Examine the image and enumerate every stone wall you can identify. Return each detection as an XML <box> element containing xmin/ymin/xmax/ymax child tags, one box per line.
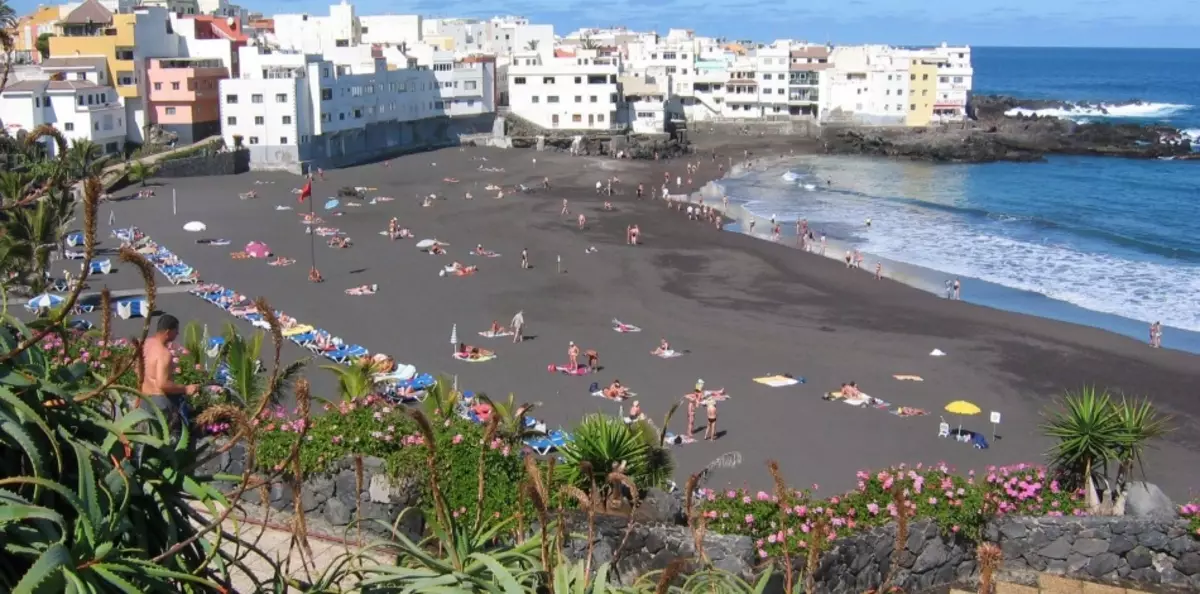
<box><xmin>155</xmin><ymin>149</ymin><xmax>250</xmax><ymax>178</ymax></box>
<box><xmin>692</xmin><ymin>118</ymin><xmax>820</xmax><ymax>138</ymax></box>
<box><xmin>811</xmin><ymin>516</ymin><xmax>1200</xmax><ymax>594</ymax></box>
<box><xmin>198</xmin><ymin>445</ymin><xmax>1197</xmax><ymax>593</ymax></box>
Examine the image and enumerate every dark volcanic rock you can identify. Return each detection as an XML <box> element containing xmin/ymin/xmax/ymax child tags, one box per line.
<box><xmin>820</xmin><ymin>94</ymin><xmax>1194</xmax><ymax>163</ymax></box>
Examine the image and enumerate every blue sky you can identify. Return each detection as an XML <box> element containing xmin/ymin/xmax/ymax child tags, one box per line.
<box><xmin>14</xmin><ymin>0</ymin><xmax>1200</xmax><ymax>48</ymax></box>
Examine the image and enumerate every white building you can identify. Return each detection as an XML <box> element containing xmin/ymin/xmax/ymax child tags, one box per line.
<box><xmin>139</xmin><ymin>0</ymin><xmax>199</xmax><ymax>15</ymax></box>
<box><xmin>484</xmin><ymin>16</ymin><xmax>554</xmax><ymax>57</ymax></box>
<box><xmin>0</xmin><ymin>79</ymin><xmax>127</xmax><ymax>156</ymax></box>
<box><xmin>823</xmin><ymin>43</ymin><xmax>972</xmax><ymax>125</ymax></box>
<box><xmin>421</xmin><ymin>18</ymin><xmax>488</xmax><ymax>54</ymax></box>
<box><xmin>272</xmin><ymin>2</ymin><xmax>422</xmax><ymax>55</ymax></box>
<box><xmin>505</xmin><ymin>48</ymin><xmax>624</xmax><ymax>131</ymax></box>
<box><xmin>219</xmin><ymin>44</ymin><xmax>493</xmax><ymax>172</ymax></box>
<box><xmin>752</xmin><ymin>43</ymin><xmax>790</xmax><ymax>118</ymax></box>
<box><xmin>925</xmin><ymin>44</ymin><xmax>972</xmax><ymax>121</ymax></box>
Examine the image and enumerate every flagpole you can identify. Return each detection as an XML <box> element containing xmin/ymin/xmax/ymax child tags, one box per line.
<box><xmin>309</xmin><ymin>176</ymin><xmax>316</xmax><ymax>276</ymax></box>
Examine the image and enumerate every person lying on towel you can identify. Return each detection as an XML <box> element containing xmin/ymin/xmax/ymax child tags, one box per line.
<box><xmin>652</xmin><ymin>338</ymin><xmax>671</xmax><ymax>356</ymax></box>
<box><xmin>456</xmin><ymin>342</ymin><xmax>492</xmax><ymax>359</ymax></box>
<box><xmin>489</xmin><ymin>320</ymin><xmax>507</xmax><ymax>335</ymax></box>
<box><xmin>604</xmin><ymin>380</ymin><xmax>628</xmax><ymax>400</ymax></box>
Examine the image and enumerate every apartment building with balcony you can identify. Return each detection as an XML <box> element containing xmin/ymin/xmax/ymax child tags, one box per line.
<box><xmin>721</xmin><ymin>55</ymin><xmax>760</xmax><ymax>119</ymax></box>
<box><xmin>787</xmin><ymin>45</ymin><xmax>830</xmax><ymax>117</ymax></box>
<box><xmin>48</xmin><ymin>1</ymin><xmax>185</xmax><ymax>143</ymax></box>
<box><xmin>753</xmin><ymin>43</ymin><xmax>790</xmax><ymax>118</ymax></box>
<box><xmin>273</xmin><ymin>2</ymin><xmax>423</xmax><ymax>54</ymax></box>
<box><xmin>505</xmin><ymin>48</ymin><xmax>624</xmax><ymax>131</ymax></box>
<box><xmin>0</xmin><ymin>79</ymin><xmax>126</xmax><ymax>156</ymax></box>
<box><xmin>10</xmin><ymin>6</ymin><xmax>68</xmax><ymax>65</ymax></box>
<box><xmin>905</xmin><ymin>59</ymin><xmax>938</xmax><ymax>126</ymax></box>
<box><xmin>146</xmin><ymin>57</ymin><xmax>228</xmax><ymax>143</ymax></box>
<box><xmin>220</xmin><ymin>44</ymin><xmax>492</xmax><ymax>173</ymax></box>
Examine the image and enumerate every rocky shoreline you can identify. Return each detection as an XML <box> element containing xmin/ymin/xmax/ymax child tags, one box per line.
<box><xmin>821</xmin><ymin>95</ymin><xmax>1197</xmax><ymax>163</ymax></box>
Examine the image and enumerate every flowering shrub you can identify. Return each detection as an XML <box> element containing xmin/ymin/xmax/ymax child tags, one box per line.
<box><xmin>697</xmin><ymin>462</ymin><xmax>1086</xmax><ymax>560</ymax></box>
<box><xmin>1181</xmin><ymin>501</ymin><xmax>1200</xmax><ymax>537</ymax></box>
<box><xmin>38</xmin><ymin>331</ymin><xmax>213</xmax><ymax>393</ymax></box>
<box><xmin>254</xmin><ymin>396</ymin><xmax>528</xmax><ymax>522</ymax></box>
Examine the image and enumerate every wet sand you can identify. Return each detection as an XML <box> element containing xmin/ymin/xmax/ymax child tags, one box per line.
<box><xmin>91</xmin><ymin>136</ymin><xmax>1200</xmax><ymax>499</ymax></box>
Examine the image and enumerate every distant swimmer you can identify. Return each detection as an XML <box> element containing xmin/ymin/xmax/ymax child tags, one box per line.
<box><xmin>865</xmin><ymin>218</ymin><xmax>872</xmax><ymax>227</ymax></box>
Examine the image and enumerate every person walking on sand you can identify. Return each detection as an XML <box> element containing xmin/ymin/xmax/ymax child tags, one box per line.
<box><xmin>578</xmin><ymin>213</ymin><xmax>586</xmax><ymax>229</ymax></box>
<box><xmin>944</xmin><ymin>280</ymin><xmax>953</xmax><ymax>299</ymax></box>
<box><xmin>820</xmin><ymin>234</ymin><xmax>827</xmax><ymax>255</ymax></box>
<box><xmin>317</xmin><ymin>167</ymin><xmax>325</xmax><ymax>181</ymax></box>
<box><xmin>561</xmin><ymin>198</ymin><xmax>569</xmax><ymax>216</ymax></box>
<box><xmin>845</xmin><ymin>251</ymin><xmax>853</xmax><ymax>268</ymax></box>
<box><xmin>543</xmin><ymin>176</ymin><xmax>551</xmax><ymax>190</ymax></box>
<box><xmin>1150</xmin><ymin>321</ymin><xmax>1162</xmax><ymax>348</ymax></box>
<box><xmin>953</xmin><ymin>279</ymin><xmax>961</xmax><ymax>300</ymax></box>
<box><xmin>637</xmin><ymin>183</ymin><xmax>644</xmax><ymax>199</ymax></box>
<box><xmin>567</xmin><ymin>341</ymin><xmax>580</xmax><ymax>370</ymax></box>
<box><xmin>521</xmin><ymin>248</ymin><xmax>529</xmax><ymax>269</ymax></box>
<box><xmin>511</xmin><ymin>311</ymin><xmax>525</xmax><ymax>343</ymax></box>
<box><xmin>705</xmin><ymin>400</ymin><xmax>718</xmax><ymax>440</ymax></box>
<box><xmin>875</xmin><ymin>262</ymin><xmax>883</xmax><ymax>280</ymax></box>
<box><xmin>595</xmin><ymin>180</ymin><xmax>603</xmax><ymax>195</ymax></box>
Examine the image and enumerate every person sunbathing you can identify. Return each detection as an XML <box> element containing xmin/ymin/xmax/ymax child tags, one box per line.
<box><xmin>430</xmin><ymin>244</ymin><xmax>445</xmax><ymax>255</ymax></box>
<box><xmin>444</xmin><ymin>177</ymin><xmax>459</xmax><ymax>183</ymax></box>
<box><xmin>628</xmin><ymin>400</ymin><xmax>643</xmax><ymax>419</ymax></box>
<box><xmin>452</xmin><ymin>265</ymin><xmax>478</xmax><ymax>276</ymax></box>
<box><xmin>842</xmin><ymin>382</ymin><xmax>862</xmax><ymax>398</ymax></box>
<box><xmin>489</xmin><ymin>320</ymin><xmax>506</xmax><ymax>335</ymax></box>
<box><xmin>896</xmin><ymin>407</ymin><xmax>927</xmax><ymax>417</ymax></box>
<box><xmin>465</xmin><ymin>192</ymin><xmax>473</xmax><ymax>200</ymax></box>
<box><xmin>604</xmin><ymin>201</ymin><xmax>613</xmax><ymax>211</ymax></box>
<box><xmin>345</xmin><ymin>284</ymin><xmax>377</xmax><ymax>295</ymax></box>
<box><xmin>475</xmin><ymin>244</ymin><xmax>487</xmax><ymax>255</ymax></box>
<box><xmin>652</xmin><ymin>338</ymin><xmax>671</xmax><ymax>355</ymax></box>
<box><xmin>603</xmin><ymin>380</ymin><xmax>628</xmax><ymax>400</ymax></box>
<box><xmin>422</xmin><ymin>196</ymin><xmax>433</xmax><ymax>208</ymax></box>
<box><xmin>456</xmin><ymin>342</ymin><xmax>491</xmax><ymax>359</ymax></box>
<box><xmin>309</xmin><ymin>267</ymin><xmax>324</xmax><ymax>283</ymax></box>
<box><xmin>398</xmin><ymin>228</ymin><xmax>413</xmax><ymax>238</ymax></box>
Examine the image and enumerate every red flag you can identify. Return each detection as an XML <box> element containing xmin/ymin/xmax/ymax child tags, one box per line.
<box><xmin>298</xmin><ymin>179</ymin><xmax>312</xmax><ymax>203</ymax></box>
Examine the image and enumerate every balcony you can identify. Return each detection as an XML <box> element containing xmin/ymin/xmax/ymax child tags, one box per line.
<box><xmin>157</xmin><ymin>58</ymin><xmax>225</xmax><ymax>70</ymax></box>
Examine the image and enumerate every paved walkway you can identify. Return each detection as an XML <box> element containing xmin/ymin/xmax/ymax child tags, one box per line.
<box><xmin>190</xmin><ymin>501</ymin><xmax>381</xmax><ymax>591</ymax></box>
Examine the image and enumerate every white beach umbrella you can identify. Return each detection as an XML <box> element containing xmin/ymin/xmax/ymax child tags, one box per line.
<box><xmin>183</xmin><ymin>221</ymin><xmax>207</xmax><ymax>232</ymax></box>
<box><xmin>450</xmin><ymin>324</ymin><xmax>458</xmax><ymax>353</ymax></box>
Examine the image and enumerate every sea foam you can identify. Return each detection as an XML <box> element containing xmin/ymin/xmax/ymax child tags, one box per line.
<box><xmin>1005</xmin><ymin>102</ymin><xmax>1191</xmax><ymax>121</ymax></box>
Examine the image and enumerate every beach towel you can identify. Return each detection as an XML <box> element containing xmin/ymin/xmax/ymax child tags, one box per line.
<box><xmin>345</xmin><ymin>286</ymin><xmax>376</xmax><ymax>296</ymax></box>
<box><xmin>591</xmin><ymin>389</ymin><xmax>637</xmax><ymax>401</ymax></box>
<box><xmin>893</xmin><ymin>375</ymin><xmax>924</xmax><ymax>381</ymax></box>
<box><xmin>196</xmin><ymin>238</ymin><xmax>231</xmax><ymax>246</ymax></box>
<box><xmin>314</xmin><ymin>227</ymin><xmax>340</xmax><ymax>236</ymax></box>
<box><xmin>282</xmin><ymin>325</ymin><xmax>314</xmax><ymax>337</ymax></box>
<box><xmin>841</xmin><ymin>395</ymin><xmax>871</xmax><ymax>407</ymax></box>
<box><xmin>663</xmin><ymin>433</ymin><xmax>697</xmax><ymax>446</ymax></box>
<box><xmin>471</xmin><ymin>251</ymin><xmax>501</xmax><ymax>258</ymax></box>
<box><xmin>612</xmin><ymin>319</ymin><xmax>641</xmax><ymax>333</ymax></box>
<box><xmin>454</xmin><ymin>351</ymin><xmax>495</xmax><ymax>363</ymax></box>
<box><xmin>548</xmin><ymin>363</ymin><xmax>590</xmax><ymax>376</ymax></box>
<box><xmin>930</xmin><ymin>349</ymin><xmax>946</xmax><ymax>357</ymax></box>
<box><xmin>891</xmin><ymin>407</ymin><xmax>929</xmax><ymax>418</ymax></box>
<box><xmin>275</xmin><ymin>205</ymin><xmax>293</xmax><ymax>211</ymax></box>
<box><xmin>478</xmin><ymin>329</ymin><xmax>514</xmax><ymax>338</ymax></box>
<box><xmin>652</xmin><ymin>349</ymin><xmax>683</xmax><ymax>359</ymax></box>
<box><xmin>269</xmin><ymin>258</ymin><xmax>296</xmax><ymax>267</ymax></box>
<box><xmin>754</xmin><ymin>375</ymin><xmax>803</xmax><ymax>387</ymax></box>
<box><xmin>230</xmin><ymin>252</ymin><xmax>250</xmax><ymax>260</ymax></box>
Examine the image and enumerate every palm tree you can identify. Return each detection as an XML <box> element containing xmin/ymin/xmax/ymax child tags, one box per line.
<box><xmin>421</xmin><ymin>375</ymin><xmax>463</xmax><ymax>422</ymax></box>
<box><xmin>64</xmin><ymin>139</ymin><xmax>109</xmax><ymax>180</ymax></box>
<box><xmin>0</xmin><ymin>197</ymin><xmax>62</xmax><ymax>293</ymax></box>
<box><xmin>1110</xmin><ymin>396</ymin><xmax>1172</xmax><ymax>512</ymax></box>
<box><xmin>0</xmin><ymin>171</ymin><xmax>32</xmax><ymax>206</ymax></box>
<box><xmin>580</xmin><ymin>36</ymin><xmax>599</xmax><ymax>50</ymax></box>
<box><xmin>125</xmin><ymin>160</ymin><xmax>157</xmax><ymax>187</ymax></box>
<box><xmin>524</xmin><ymin>40</ymin><xmax>540</xmax><ymax>51</ymax></box>
<box><xmin>474</xmin><ymin>392</ymin><xmax>540</xmax><ymax>440</ymax></box>
<box><xmin>322</xmin><ymin>359</ymin><xmax>375</xmax><ymax>402</ymax></box>
<box><xmin>0</xmin><ymin>1</ymin><xmax>17</xmax><ymax>70</ymax></box>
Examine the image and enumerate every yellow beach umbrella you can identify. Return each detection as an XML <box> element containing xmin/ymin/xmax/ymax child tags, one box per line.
<box><xmin>945</xmin><ymin>400</ymin><xmax>981</xmax><ymax>437</ymax></box>
<box><xmin>945</xmin><ymin>401</ymin><xmax>981</xmax><ymax>416</ymax></box>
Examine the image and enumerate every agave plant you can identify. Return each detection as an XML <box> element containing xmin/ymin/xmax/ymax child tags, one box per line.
<box><xmin>557</xmin><ymin>414</ymin><xmax>650</xmax><ymax>506</ymax></box>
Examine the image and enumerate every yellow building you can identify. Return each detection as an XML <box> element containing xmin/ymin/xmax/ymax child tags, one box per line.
<box><xmin>11</xmin><ymin>6</ymin><xmax>66</xmax><ymax>63</ymax></box>
<box><xmin>47</xmin><ymin>0</ymin><xmax>138</xmax><ymax>99</ymax></box>
<box><xmin>906</xmin><ymin>59</ymin><xmax>938</xmax><ymax>127</ymax></box>
<box><xmin>424</xmin><ymin>35</ymin><xmax>455</xmax><ymax>52</ymax></box>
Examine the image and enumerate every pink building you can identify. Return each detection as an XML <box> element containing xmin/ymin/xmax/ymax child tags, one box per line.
<box><xmin>146</xmin><ymin>57</ymin><xmax>228</xmax><ymax>144</ymax></box>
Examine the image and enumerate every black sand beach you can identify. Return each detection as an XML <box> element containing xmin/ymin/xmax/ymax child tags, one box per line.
<box><xmin>89</xmin><ymin>137</ymin><xmax>1200</xmax><ymax>499</ymax></box>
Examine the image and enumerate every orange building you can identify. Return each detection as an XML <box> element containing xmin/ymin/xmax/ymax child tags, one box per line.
<box><xmin>145</xmin><ymin>57</ymin><xmax>228</xmax><ymax>144</ymax></box>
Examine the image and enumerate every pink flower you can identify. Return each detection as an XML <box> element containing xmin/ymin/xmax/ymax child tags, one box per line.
<box><xmin>928</xmin><ymin>497</ymin><xmax>938</xmax><ymax>505</ymax></box>
<box><xmin>331</xmin><ymin>435</ymin><xmax>343</xmax><ymax>444</ymax></box>
<box><xmin>742</xmin><ymin>496</ymin><xmax>751</xmax><ymax>504</ymax></box>
<box><xmin>452</xmin><ymin>434</ymin><xmax>464</xmax><ymax>444</ymax></box>
<box><xmin>758</xmin><ymin>549</ymin><xmax>768</xmax><ymax>559</ymax></box>
<box><xmin>744</xmin><ymin>514</ymin><xmax>754</xmax><ymax>524</ymax></box>
<box><xmin>756</xmin><ymin>491</ymin><xmax>770</xmax><ymax>501</ymax></box>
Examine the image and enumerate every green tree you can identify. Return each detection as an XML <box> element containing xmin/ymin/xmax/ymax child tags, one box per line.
<box><xmin>322</xmin><ymin>359</ymin><xmax>375</xmax><ymax>402</ymax></box>
<box><xmin>557</xmin><ymin>414</ymin><xmax>650</xmax><ymax>507</ymax></box>
<box><xmin>35</xmin><ymin>32</ymin><xmax>54</xmax><ymax>59</ymax></box>
<box><xmin>0</xmin><ymin>191</ymin><xmax>72</xmax><ymax>293</ymax></box>
<box><xmin>125</xmin><ymin>160</ymin><xmax>157</xmax><ymax>187</ymax></box>
<box><xmin>64</xmin><ymin>139</ymin><xmax>110</xmax><ymax>179</ymax></box>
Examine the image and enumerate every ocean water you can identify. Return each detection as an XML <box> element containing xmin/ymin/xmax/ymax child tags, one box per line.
<box><xmin>717</xmin><ymin>47</ymin><xmax>1200</xmax><ymax>352</ymax></box>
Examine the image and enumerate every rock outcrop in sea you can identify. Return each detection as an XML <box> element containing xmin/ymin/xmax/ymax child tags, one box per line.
<box><xmin>821</xmin><ymin>95</ymin><xmax>1196</xmax><ymax>163</ymax></box>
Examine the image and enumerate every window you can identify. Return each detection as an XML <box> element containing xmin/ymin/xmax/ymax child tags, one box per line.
<box><xmin>953</xmin><ymin>76</ymin><xmax>963</xmax><ymax>83</ymax></box>
<box><xmin>153</xmin><ymin>82</ymin><xmax>162</xmax><ymax>90</ymax></box>
<box><xmin>574</xmin><ymin>96</ymin><xmax>582</xmax><ymax>103</ymax></box>
<box><xmin>939</xmin><ymin>76</ymin><xmax>948</xmax><ymax>83</ymax></box>
<box><xmin>282</xmin><ymin>115</ymin><xmax>291</xmax><ymax>124</ymax></box>
<box><xmin>323</xmin><ymin>68</ymin><xmax>330</xmax><ymax>78</ymax></box>
<box><xmin>226</xmin><ymin>94</ymin><xmax>238</xmax><ymax>103</ymax></box>
<box><xmin>910</xmin><ymin>74</ymin><xmax>915</xmax><ymax>80</ymax></box>
<box><xmin>597</xmin><ymin>114</ymin><xmax>605</xmax><ymax>122</ymax></box>
<box><xmin>321</xmin><ymin>88</ymin><xmax>332</xmax><ymax>101</ymax></box>
<box><xmin>514</xmin><ymin>77</ymin><xmax>526</xmax><ymax>84</ymax></box>
<box><xmin>910</xmin><ymin>104</ymin><xmax>916</xmax><ymax>111</ymax></box>
<box><xmin>252</xmin><ymin>116</ymin><xmax>262</xmax><ymax>125</ymax></box>
<box><xmin>574</xmin><ymin>76</ymin><xmax>581</xmax><ymax>83</ymax></box>
<box><xmin>276</xmin><ymin>93</ymin><xmax>287</xmax><ymax>102</ymax></box>
<box><xmin>610</xmin><ymin>93</ymin><xmax>618</xmax><ymax>103</ymax></box>
<box><xmin>662</xmin><ymin>52</ymin><xmax>677</xmax><ymax>60</ymax></box>
<box><xmin>543</xmin><ymin>76</ymin><xmax>555</xmax><ymax>84</ymax></box>
<box><xmin>171</xmin><ymin>82</ymin><xmax>180</xmax><ymax>90</ymax></box>
<box><xmin>572</xmin><ymin>114</ymin><xmax>582</xmax><ymax>123</ymax></box>
<box><xmin>280</xmin><ymin>137</ymin><xmax>288</xmax><ymax>144</ymax></box>
<box><xmin>531</xmin><ymin>96</ymin><xmax>539</xmax><ymax>103</ymax></box>
<box><xmin>251</xmin><ymin>94</ymin><xmax>263</xmax><ymax>103</ymax></box>
<box><xmin>590</xmin><ymin>95</ymin><xmax>597</xmax><ymax>103</ymax></box>
<box><xmin>65</xmin><ymin>122</ymin><xmax>75</xmax><ymax>131</ymax></box>
<box><xmin>547</xmin><ymin>96</ymin><xmax>559</xmax><ymax>103</ymax></box>
<box><xmin>227</xmin><ymin>116</ymin><xmax>237</xmax><ymax>125</ymax></box>
<box><xmin>361</xmin><ymin>26</ymin><xmax>369</xmax><ymax>33</ymax></box>
<box><xmin>165</xmin><ymin>107</ymin><xmax>176</xmax><ymax>115</ymax></box>
<box><xmin>249</xmin><ymin>137</ymin><xmax>259</xmax><ymax>144</ymax></box>
<box><xmin>354</xmin><ymin>109</ymin><xmax>362</xmax><ymax>118</ymax></box>
<box><xmin>922</xmin><ymin>74</ymin><xmax>929</xmax><ymax>80</ymax></box>
<box><xmin>762</xmin><ymin>74</ymin><xmax>771</xmax><ymax>80</ymax></box>
<box><xmin>116</xmin><ymin>49</ymin><xmax>133</xmax><ymax>60</ymax></box>
<box><xmin>922</xmin><ymin>89</ymin><xmax>928</xmax><ymax>96</ymax></box>
<box><xmin>464</xmin><ymin>80</ymin><xmax>477</xmax><ymax>90</ymax></box>
<box><xmin>339</xmin><ymin>113</ymin><xmax>345</xmax><ymax>120</ymax></box>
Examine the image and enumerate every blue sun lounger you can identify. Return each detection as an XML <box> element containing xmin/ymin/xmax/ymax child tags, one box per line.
<box><xmin>68</xmin><ymin>318</ymin><xmax>93</xmax><ymax>331</ymax></box>
<box><xmin>65</xmin><ymin>232</ymin><xmax>84</xmax><ymax>247</ymax></box>
<box><xmin>327</xmin><ymin>345</ymin><xmax>367</xmax><ymax>363</ymax></box>
<box><xmin>524</xmin><ymin>430</ymin><xmax>571</xmax><ymax>455</ymax></box>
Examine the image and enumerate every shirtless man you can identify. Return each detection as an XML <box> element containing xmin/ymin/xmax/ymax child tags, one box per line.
<box><xmin>567</xmin><ymin>341</ymin><xmax>580</xmax><ymax>370</ymax></box>
<box><xmin>561</xmin><ymin>198</ymin><xmax>569</xmax><ymax>216</ymax></box>
<box><xmin>140</xmin><ymin>315</ymin><xmax>198</xmax><ymax>439</ymax></box>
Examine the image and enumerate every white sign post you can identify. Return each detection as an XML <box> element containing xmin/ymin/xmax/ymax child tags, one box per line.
<box><xmin>990</xmin><ymin>411</ymin><xmax>1001</xmax><ymax>442</ymax></box>
<box><xmin>556</xmin><ymin>254</ymin><xmax>561</xmax><ymax>274</ymax></box>
<box><xmin>172</xmin><ymin>189</ymin><xmax>177</xmax><ymax>215</ymax></box>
